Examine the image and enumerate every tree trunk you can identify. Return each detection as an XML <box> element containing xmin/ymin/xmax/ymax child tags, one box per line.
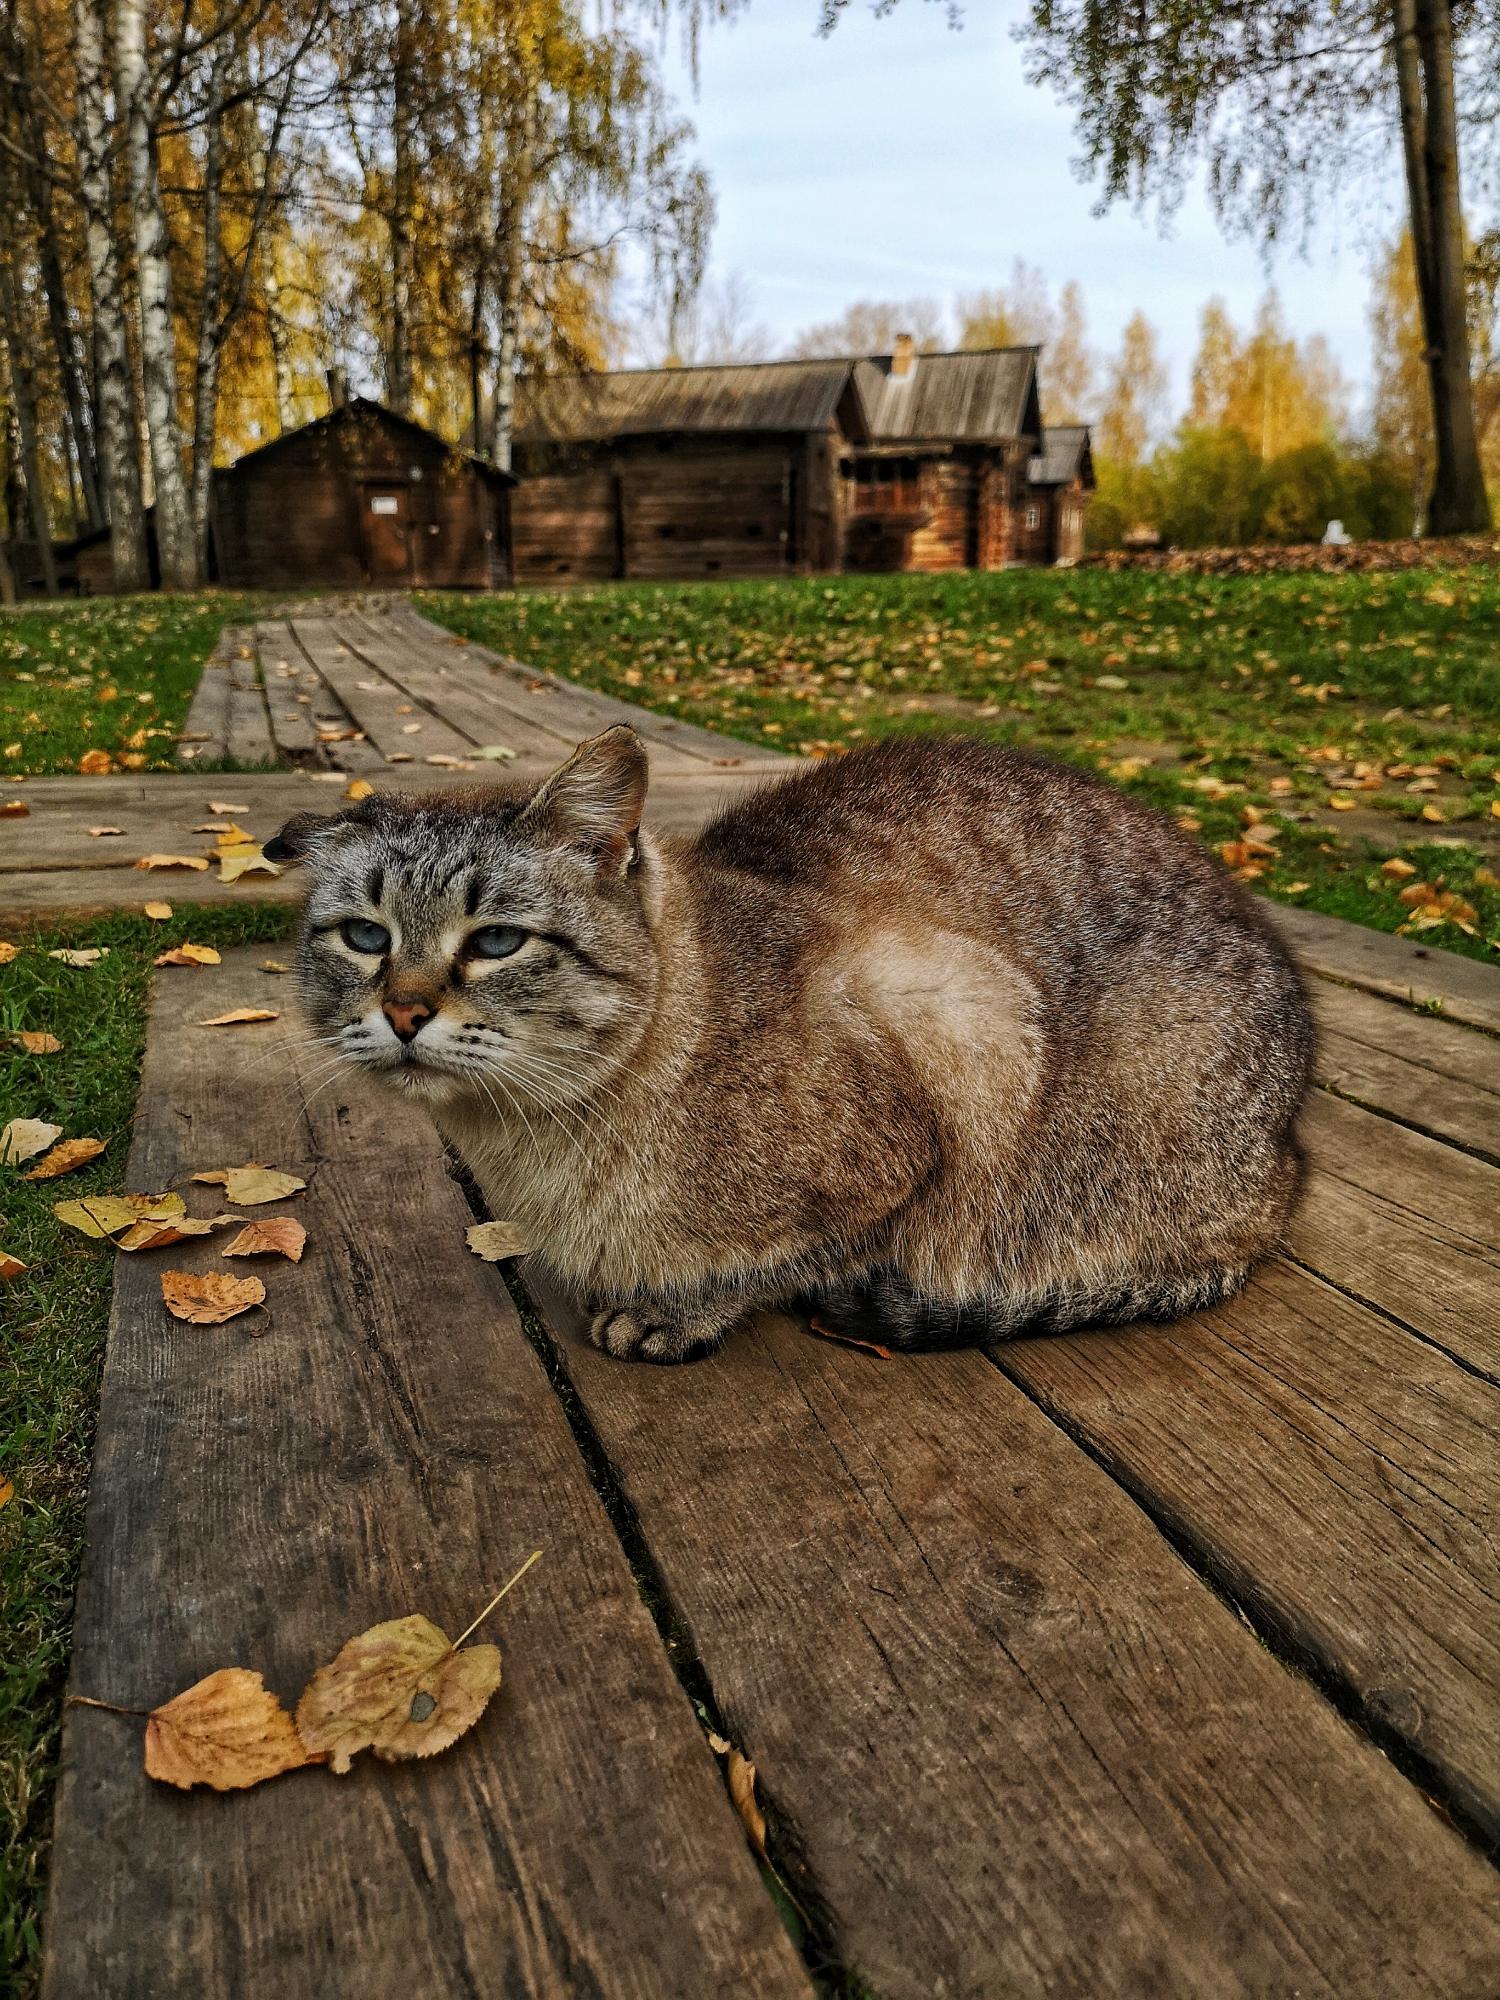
<box><xmin>116</xmin><ymin>0</ymin><xmax>199</xmax><ymax>587</ymax></box>
<box><xmin>191</xmin><ymin>54</ymin><xmax>230</xmax><ymax>573</ymax></box>
<box><xmin>0</xmin><ymin>241</ymin><xmax>59</xmax><ymax>594</ymax></box>
<box><xmin>387</xmin><ymin>0</ymin><xmax>416</xmax><ymax>413</ymax></box>
<box><xmin>1394</xmin><ymin>0</ymin><xmax>1491</xmax><ymax>533</ymax></box>
<box><xmin>488</xmin><ymin>82</ymin><xmax>537</xmax><ymax>473</ymax></box>
<box><xmin>73</xmin><ymin>0</ymin><xmax>150</xmax><ymax>589</ymax></box>
<box><xmin>263</xmin><ymin>251</ymin><xmax>294</xmax><ymax>431</ymax></box>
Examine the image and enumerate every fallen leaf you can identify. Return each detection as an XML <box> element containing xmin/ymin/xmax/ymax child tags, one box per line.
<box><xmin>155</xmin><ymin>943</ymin><xmax>222</xmax><ymax>968</ymax></box>
<box><xmin>0</xmin><ymin>1474</ymin><xmax>12</xmax><ymax>1507</ymax></box>
<box><xmin>48</xmin><ymin>948</ymin><xmax>108</xmax><ymax>967</ymax></box>
<box><xmin>12</xmin><ymin>1031</ymin><xmax>62</xmax><ymax>1054</ymax></box>
<box><xmin>0</xmin><ymin>1253</ymin><xmax>25</xmax><ymax>1281</ymax></box>
<box><xmin>2</xmin><ymin>1118</ymin><xmax>62</xmax><ymax>1166</ymax></box>
<box><xmin>54</xmin><ymin>1192</ymin><xmax>186</xmax><ymax>1239</ymax></box>
<box><xmin>115</xmin><ymin>1213</ymin><xmax>243</xmax><ymax>1253</ymax></box>
<box><xmin>474</xmin><ymin>745</ymin><xmax>517</xmax><ymax>762</ymax></box>
<box><xmin>218</xmin><ymin>842</ymin><xmax>281</xmax><ymax>885</ymax></box>
<box><xmin>142</xmin><ymin>901</ymin><xmax>173</xmax><ymax>921</ymax></box>
<box><xmin>197</xmin><ymin>1008</ymin><xmax>280</xmax><ymax>1027</ymax></box>
<box><xmin>343</xmin><ymin>778</ymin><xmax>374</xmax><ymax>800</ymax></box>
<box><xmin>424</xmin><ymin>753</ymin><xmax>471</xmax><ymax>769</ymax></box>
<box><xmin>144</xmin><ymin>1669</ymin><xmax>322</xmax><ymax>1791</ymax></box>
<box><xmin>0</xmin><ymin>799</ymin><xmax>30</xmax><ymax>817</ymax></box>
<box><xmin>1327</xmin><ymin>794</ymin><xmax>1356</xmax><ymax>812</ymax></box>
<box><xmin>1420</xmin><ymin>803</ymin><xmax>1445</xmax><ymax>823</ymax></box>
<box><xmin>1094</xmin><ymin>673</ymin><xmax>1129</xmax><ymax>691</ymax></box>
<box><xmin>161</xmin><ymin>1269</ymin><xmax>266</xmax><ymax>1324</ymax></box>
<box><xmin>0</xmin><ymin>942</ymin><xmax>18</xmax><ymax>963</ymax></box>
<box><xmin>465</xmin><ymin>1220</ymin><xmax>530</xmax><ymax>1261</ymax></box>
<box><xmin>208</xmin><ymin>799</ymin><xmax>249</xmax><ymax>814</ymax></box>
<box><xmin>23</xmin><ymin>1136</ymin><xmax>107</xmax><ymax>1180</ymax></box>
<box><xmin>223</xmin><ymin>1217</ymin><xmax>307</xmax><ymax>1262</ymax></box>
<box><xmin>78</xmin><ymin>749</ymin><xmax>114</xmax><ymax>774</ymax></box>
<box><xmin>193</xmin><ymin>1163</ymin><xmax>306</xmax><ymax>1205</ymax></box>
<box><xmin>725</xmin><ymin>1749</ymin><xmax>767</xmax><ymax>1857</ymax></box>
<box><xmin>210</xmin><ymin>823</ymin><xmax>253</xmax><ymax>848</ymax></box>
<box><xmin>808</xmin><ymin>1315</ymin><xmax>893</xmax><ymax>1360</ymax></box>
<box><xmin>260</xmin><ymin>959</ymin><xmax>292</xmax><ymax>974</ymax></box>
<box><xmin>135</xmin><ymin>854</ymin><xmax>210</xmax><ymax>872</ymax></box>
<box><xmin>1381</xmin><ymin>857</ymin><xmax>1418</xmax><ymax>879</ymax></box>
<box><xmin>295</xmin><ymin>1558</ymin><xmax>539</xmax><ymax>1773</ymax></box>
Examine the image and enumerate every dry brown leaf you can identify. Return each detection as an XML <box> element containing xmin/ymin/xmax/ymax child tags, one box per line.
<box><xmin>260</xmin><ymin>959</ymin><xmax>292</xmax><ymax>974</ymax></box>
<box><xmin>161</xmin><ymin>1269</ymin><xmax>266</xmax><ymax>1324</ymax></box>
<box><xmin>1381</xmin><ymin>856</ymin><xmax>1418</xmax><ymax>879</ymax></box>
<box><xmin>193</xmin><ymin>1162</ymin><xmax>306</xmax><ymax>1205</ymax></box>
<box><xmin>197</xmin><ymin>1008</ymin><xmax>280</xmax><ymax>1027</ymax></box>
<box><xmin>2</xmin><ymin>1118</ymin><xmax>62</xmax><ymax>1166</ymax></box>
<box><xmin>144</xmin><ymin>1669</ymin><xmax>322</xmax><ymax>1791</ymax></box>
<box><xmin>142</xmin><ymin>901</ymin><xmax>173</xmax><ymax>921</ymax></box>
<box><xmin>1326</xmin><ymin>794</ymin><xmax>1356</xmax><ymax>812</ymax></box>
<box><xmin>0</xmin><ymin>1473</ymin><xmax>12</xmax><ymax>1508</ymax></box>
<box><xmin>54</xmin><ymin>1191</ymin><xmax>186</xmax><ymax>1239</ymax></box>
<box><xmin>343</xmin><ymin>778</ymin><xmax>374</xmax><ymax>800</ymax></box>
<box><xmin>808</xmin><ymin>1315</ymin><xmax>893</xmax><ymax>1360</ymax></box>
<box><xmin>191</xmin><ymin>820</ymin><xmax>236</xmax><ymax>833</ymax></box>
<box><xmin>208</xmin><ymin>799</ymin><xmax>249</xmax><ymax>814</ymax></box>
<box><xmin>218</xmin><ymin>842</ymin><xmax>281</xmax><ymax>885</ymax></box>
<box><xmin>0</xmin><ymin>1253</ymin><xmax>25</xmax><ymax>1281</ymax></box>
<box><xmin>135</xmin><ymin>854</ymin><xmax>211</xmax><ymax>872</ymax></box>
<box><xmin>725</xmin><ymin>1749</ymin><xmax>767</xmax><ymax>1857</ymax></box>
<box><xmin>464</xmin><ymin>1220</ymin><xmax>530</xmax><ymax>1261</ymax></box>
<box><xmin>23</xmin><ymin>1136</ymin><xmax>107</xmax><ymax>1181</ymax></box>
<box><xmin>48</xmin><ymin>947</ymin><xmax>108</xmax><ymax>967</ymax></box>
<box><xmin>13</xmin><ymin>1031</ymin><xmax>62</xmax><ymax>1055</ymax></box>
<box><xmin>154</xmin><ymin>943</ymin><xmax>222</xmax><ymax>968</ymax></box>
<box><xmin>115</xmin><ymin>1213</ymin><xmax>242</xmax><ymax>1253</ymax></box>
<box><xmin>1420</xmin><ymin>803</ymin><xmax>1446</xmax><ymax>823</ymax></box>
<box><xmin>0</xmin><ymin>942</ymin><xmax>18</xmax><ymax>964</ymax></box>
<box><xmin>87</xmin><ymin>825</ymin><xmax>125</xmax><ymax>837</ymax></box>
<box><xmin>78</xmin><ymin>749</ymin><xmax>113</xmax><ymax>775</ymax></box>
<box><xmin>223</xmin><ymin>1217</ymin><xmax>307</xmax><ymax>1262</ymax></box>
<box><xmin>1</xmin><ymin>798</ymin><xmax>30</xmax><ymax>817</ymax></box>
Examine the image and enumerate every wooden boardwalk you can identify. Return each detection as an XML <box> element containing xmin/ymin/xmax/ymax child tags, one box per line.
<box><xmin>28</xmin><ymin>610</ymin><xmax>1500</xmax><ymax>1996</ymax></box>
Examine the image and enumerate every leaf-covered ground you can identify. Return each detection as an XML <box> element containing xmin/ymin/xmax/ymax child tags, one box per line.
<box><xmin>0</xmin><ymin>595</ymin><xmax>257</xmax><ymax>777</ymax></box>
<box><xmin>424</xmin><ymin>568</ymin><xmax>1500</xmax><ymax>962</ymax></box>
<box><xmin>0</xmin><ymin>904</ymin><xmax>296</xmax><ymax>1998</ymax></box>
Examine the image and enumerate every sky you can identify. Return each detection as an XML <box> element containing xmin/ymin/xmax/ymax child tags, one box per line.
<box><xmin>652</xmin><ymin>0</ymin><xmax>1405</xmax><ymax>421</ymax></box>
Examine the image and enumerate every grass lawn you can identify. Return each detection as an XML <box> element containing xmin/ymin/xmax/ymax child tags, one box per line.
<box><xmin>423</xmin><ymin>568</ymin><xmax>1500</xmax><ymax>962</ymax></box>
<box><xmin>0</xmin><ymin>594</ymin><xmax>257</xmax><ymax>777</ymax></box>
<box><xmin>0</xmin><ymin>904</ymin><xmax>297</xmax><ymax>1998</ymax></box>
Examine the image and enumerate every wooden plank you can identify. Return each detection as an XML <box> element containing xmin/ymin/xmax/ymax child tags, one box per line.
<box><xmin>1293</xmin><ymin>1092</ymin><xmax>1500</xmax><ymax>1378</ymax></box>
<box><xmin>520</xmin><ymin>1272</ymin><xmax>1500</xmax><ymax>2000</ymax></box>
<box><xmin>287</xmin><ymin>617</ymin><xmax>475</xmax><ymax>766</ymax></box>
<box><xmin>175</xmin><ymin>631</ymin><xmax>235</xmax><ymax>764</ymax></box>
<box><xmin>256</xmin><ymin>622</ymin><xmax>330</xmax><ymax>764</ymax></box>
<box><xmin>402</xmin><ymin>610</ymin><xmax>785</xmax><ymax>767</ymax></box>
<box><xmin>1316</xmin><ymin>1026</ymin><xmax>1498</xmax><ymax>1161</ymax></box>
<box><xmin>224</xmin><ymin>658</ymin><xmax>279</xmax><ymax>768</ymax></box>
<box><xmin>278</xmin><ymin>622</ymin><xmax>386</xmax><ymax>772</ymax></box>
<box><xmin>43</xmin><ymin>952</ymin><xmax>811</xmax><ymax>2000</ymax></box>
<box><xmin>1314</xmin><ymin>979</ymin><xmax>1499</xmax><ymax>1096</ymax></box>
<box><xmin>999</xmin><ymin>1256</ymin><xmax>1500</xmax><ymax>1848</ymax></box>
<box><xmin>1269</xmin><ymin>899</ymin><xmax>1500</xmax><ymax>1035</ymax></box>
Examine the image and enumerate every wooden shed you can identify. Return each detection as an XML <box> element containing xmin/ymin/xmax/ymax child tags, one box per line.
<box><xmin>510</xmin><ymin>342</ymin><xmax>1086</xmax><ymax>583</ymax></box>
<box><xmin>211</xmin><ymin>398</ymin><xmax>514</xmax><ymax>591</ymax></box>
<box><xmin>1018</xmin><ymin>427</ymin><xmax>1096</xmax><ymax>565</ymax></box>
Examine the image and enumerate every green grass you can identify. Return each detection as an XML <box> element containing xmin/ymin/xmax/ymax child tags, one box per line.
<box><xmin>0</xmin><ymin>903</ymin><xmax>296</xmax><ymax>2000</ymax></box>
<box><xmin>423</xmin><ymin>569</ymin><xmax>1500</xmax><ymax>961</ymax></box>
<box><xmin>0</xmin><ymin>594</ymin><xmax>257</xmax><ymax>777</ymax></box>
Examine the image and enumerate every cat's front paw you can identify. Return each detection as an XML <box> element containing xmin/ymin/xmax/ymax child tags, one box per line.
<box><xmin>587</xmin><ymin>1302</ymin><xmax>728</xmax><ymax>1365</ymax></box>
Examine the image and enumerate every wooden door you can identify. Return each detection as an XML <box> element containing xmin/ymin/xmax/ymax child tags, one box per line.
<box><xmin>361</xmin><ymin>485</ymin><xmax>412</xmax><ymax>583</ymax></box>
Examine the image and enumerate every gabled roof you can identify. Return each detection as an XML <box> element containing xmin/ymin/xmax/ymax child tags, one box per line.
<box><xmin>1028</xmin><ymin>424</ymin><xmax>1094</xmax><ymax>488</ymax></box>
<box><xmin>513</xmin><ymin>348</ymin><xmax>1043</xmax><ymax>448</ymax></box>
<box><xmin>221</xmin><ymin>397</ymin><xmax>516</xmax><ymax>483</ymax></box>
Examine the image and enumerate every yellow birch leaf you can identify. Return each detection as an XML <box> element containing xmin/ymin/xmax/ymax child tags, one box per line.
<box><xmin>2</xmin><ymin>1118</ymin><xmax>62</xmax><ymax>1165</ymax></box>
<box><xmin>145</xmin><ymin>1669</ymin><xmax>322</xmax><ymax>1791</ymax></box>
<box><xmin>192</xmin><ymin>1163</ymin><xmax>306</xmax><ymax>1205</ymax></box>
<box><xmin>160</xmin><ymin>1270</ymin><xmax>266</xmax><ymax>1324</ymax></box>
<box><xmin>223</xmin><ymin>1217</ymin><xmax>307</xmax><ymax>1262</ymax></box>
<box><xmin>196</xmin><ymin>1009</ymin><xmax>279</xmax><ymax>1027</ymax></box>
<box><xmin>23</xmin><ymin>1136</ymin><xmax>107</xmax><ymax>1180</ymax></box>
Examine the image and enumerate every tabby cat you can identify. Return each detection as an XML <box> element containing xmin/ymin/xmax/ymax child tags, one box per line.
<box><xmin>269</xmin><ymin>727</ymin><xmax>1314</xmax><ymax>1363</ymax></box>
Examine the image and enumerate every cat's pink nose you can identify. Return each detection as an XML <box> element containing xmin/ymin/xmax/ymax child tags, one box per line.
<box><xmin>383</xmin><ymin>996</ymin><xmax>433</xmax><ymax>1042</ymax></box>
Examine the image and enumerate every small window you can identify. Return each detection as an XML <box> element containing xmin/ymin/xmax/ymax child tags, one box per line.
<box><xmin>1025</xmin><ymin>506</ymin><xmax>1039</xmax><ymax>530</ymax></box>
<box><xmin>370</xmin><ymin>496</ymin><xmax>399</xmax><ymax>516</ymax></box>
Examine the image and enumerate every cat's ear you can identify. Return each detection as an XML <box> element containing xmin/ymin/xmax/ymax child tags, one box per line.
<box><xmin>517</xmin><ymin>726</ymin><xmax>648</xmax><ymax>874</ymax></box>
<box><xmin>263</xmin><ymin>810</ymin><xmax>343</xmax><ymax>865</ymax></box>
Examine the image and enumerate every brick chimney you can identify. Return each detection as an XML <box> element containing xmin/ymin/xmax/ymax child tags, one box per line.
<box><xmin>891</xmin><ymin>333</ymin><xmax>915</xmax><ymax>378</ymax></box>
<box><xmin>326</xmin><ymin>366</ymin><xmax>349</xmax><ymax>411</ymax></box>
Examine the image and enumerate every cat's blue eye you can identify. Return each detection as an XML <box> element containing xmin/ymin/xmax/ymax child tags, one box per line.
<box><xmin>341</xmin><ymin>918</ymin><xmax>391</xmax><ymax>955</ymax></box>
<box><xmin>469</xmin><ymin>923</ymin><xmax>526</xmax><ymax>960</ymax></box>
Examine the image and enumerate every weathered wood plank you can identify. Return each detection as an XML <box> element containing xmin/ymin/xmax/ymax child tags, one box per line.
<box><xmin>43</xmin><ymin>952</ymin><xmax>811</xmax><ymax>2000</ymax></box>
<box><xmin>1293</xmin><ymin>1091</ymin><xmax>1500</xmax><ymax>1376</ymax></box>
<box><xmin>256</xmin><ymin>622</ymin><xmax>329</xmax><ymax>764</ymax></box>
<box><xmin>1316</xmin><ymin>1024</ymin><xmax>1499</xmax><ymax>1161</ymax></box>
<box><xmin>999</xmin><ymin>1255</ymin><xmax>1500</xmax><ymax>1848</ymax></box>
<box><xmin>401</xmin><ymin>608</ymin><xmax>784</xmax><ymax>767</ymax></box>
<box><xmin>1313</xmin><ymin>978</ymin><xmax>1500</xmax><ymax>1095</ymax></box>
<box><xmin>1269</xmin><ymin>900</ymin><xmax>1500</xmax><ymax>1034</ymax></box>
<box><xmin>288</xmin><ymin>617</ymin><xmax>476</xmax><ymax>766</ymax></box>
<box><xmin>279</xmin><ymin>621</ymin><xmax>387</xmax><ymax>771</ymax></box>
<box><xmin>520</xmin><ymin>1271</ymin><xmax>1500</xmax><ymax>2000</ymax></box>
<box><xmin>224</xmin><ymin>657</ymin><xmax>278</xmax><ymax>768</ymax></box>
<box><xmin>175</xmin><ymin>629</ymin><xmax>236</xmax><ymax>764</ymax></box>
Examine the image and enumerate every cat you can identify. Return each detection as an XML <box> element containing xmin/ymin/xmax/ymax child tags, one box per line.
<box><xmin>268</xmin><ymin>726</ymin><xmax>1315</xmax><ymax>1364</ymax></box>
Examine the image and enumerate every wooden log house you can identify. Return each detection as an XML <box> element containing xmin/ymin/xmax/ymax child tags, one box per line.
<box><xmin>510</xmin><ymin>339</ymin><xmax>1095</xmax><ymax>584</ymax></box>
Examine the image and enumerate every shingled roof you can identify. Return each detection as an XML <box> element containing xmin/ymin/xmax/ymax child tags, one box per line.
<box><xmin>514</xmin><ymin>348</ymin><xmax>1043</xmax><ymax>448</ymax></box>
<box><xmin>1028</xmin><ymin>425</ymin><xmax>1094</xmax><ymax>488</ymax></box>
